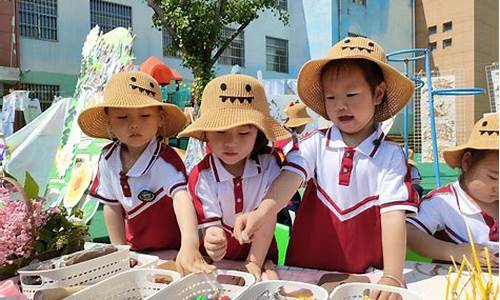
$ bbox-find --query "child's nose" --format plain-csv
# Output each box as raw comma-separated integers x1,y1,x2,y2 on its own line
223,134,237,147
129,120,140,130
336,100,348,111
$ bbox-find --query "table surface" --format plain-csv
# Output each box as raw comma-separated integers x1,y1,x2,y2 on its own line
3,244,495,300
147,249,499,299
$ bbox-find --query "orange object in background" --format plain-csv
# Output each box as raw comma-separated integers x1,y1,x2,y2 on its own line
140,56,183,85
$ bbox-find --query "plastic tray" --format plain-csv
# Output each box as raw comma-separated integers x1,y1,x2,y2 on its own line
330,283,422,300
236,280,329,300
18,245,130,299
147,269,255,300
66,268,180,299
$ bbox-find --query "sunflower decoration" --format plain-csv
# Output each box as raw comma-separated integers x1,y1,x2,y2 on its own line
63,160,92,209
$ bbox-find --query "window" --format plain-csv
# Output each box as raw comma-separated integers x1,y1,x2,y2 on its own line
19,0,58,41
277,0,287,11
352,0,366,5
90,0,132,33
266,37,288,73
162,28,179,57
443,21,452,32
219,27,245,67
348,32,366,38
443,38,452,49
428,41,437,51
19,83,59,111
428,25,437,35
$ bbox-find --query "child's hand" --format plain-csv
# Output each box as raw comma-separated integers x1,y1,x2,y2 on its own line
369,276,404,300
262,260,279,281
175,246,216,276
452,244,499,267
233,208,266,245
245,260,263,282
204,226,227,262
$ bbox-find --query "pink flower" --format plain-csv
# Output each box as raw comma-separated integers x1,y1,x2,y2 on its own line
0,194,52,265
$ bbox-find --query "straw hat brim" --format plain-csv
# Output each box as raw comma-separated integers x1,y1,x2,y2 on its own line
177,108,290,142
297,55,415,122
284,117,313,128
443,144,498,169
78,94,187,139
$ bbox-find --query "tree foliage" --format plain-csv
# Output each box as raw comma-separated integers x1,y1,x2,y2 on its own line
147,0,288,105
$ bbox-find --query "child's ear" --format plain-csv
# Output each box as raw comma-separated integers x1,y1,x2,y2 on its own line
159,110,167,123
461,151,472,173
374,81,387,105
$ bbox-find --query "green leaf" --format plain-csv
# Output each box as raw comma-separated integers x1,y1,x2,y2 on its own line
33,240,46,253
24,172,39,199
38,228,55,243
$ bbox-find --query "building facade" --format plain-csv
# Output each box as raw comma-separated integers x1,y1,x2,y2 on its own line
415,0,499,143
2,0,414,112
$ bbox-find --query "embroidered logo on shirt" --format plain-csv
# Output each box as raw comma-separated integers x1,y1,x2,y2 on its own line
138,190,156,202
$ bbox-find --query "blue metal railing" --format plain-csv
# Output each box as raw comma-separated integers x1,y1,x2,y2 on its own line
387,49,485,187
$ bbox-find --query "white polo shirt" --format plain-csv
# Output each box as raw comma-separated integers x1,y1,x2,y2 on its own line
189,149,281,231
407,181,499,253
89,137,187,250
284,124,418,217
282,124,419,273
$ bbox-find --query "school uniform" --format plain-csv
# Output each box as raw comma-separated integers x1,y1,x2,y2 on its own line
89,137,187,251
282,124,418,273
406,181,499,253
189,149,281,261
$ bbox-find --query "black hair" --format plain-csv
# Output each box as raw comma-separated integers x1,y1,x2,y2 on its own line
250,130,269,161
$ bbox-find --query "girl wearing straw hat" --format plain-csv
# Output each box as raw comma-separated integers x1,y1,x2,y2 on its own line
79,71,214,275
234,37,418,297
407,113,499,266
274,100,313,155
178,74,290,281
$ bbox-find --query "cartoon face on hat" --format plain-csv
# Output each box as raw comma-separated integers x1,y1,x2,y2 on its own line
478,116,499,136
218,81,255,104
443,113,499,168
340,38,378,55
104,72,162,102
177,74,290,142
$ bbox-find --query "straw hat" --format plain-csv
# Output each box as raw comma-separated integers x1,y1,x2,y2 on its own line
443,113,499,168
283,101,313,128
178,74,290,142
297,37,415,122
78,71,187,139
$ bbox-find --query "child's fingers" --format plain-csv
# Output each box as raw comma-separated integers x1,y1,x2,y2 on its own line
245,261,262,282
490,254,499,266
175,260,186,276
388,292,402,300
368,288,381,299
204,239,227,251
200,262,216,273
192,259,216,274
233,215,246,244
205,232,226,244
210,250,225,262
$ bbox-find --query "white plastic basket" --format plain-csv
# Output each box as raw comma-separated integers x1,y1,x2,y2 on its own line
65,268,181,299
131,252,159,269
147,269,255,300
18,245,130,299
236,280,329,300
330,283,422,300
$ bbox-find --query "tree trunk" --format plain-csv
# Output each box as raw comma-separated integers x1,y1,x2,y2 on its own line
192,66,215,117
